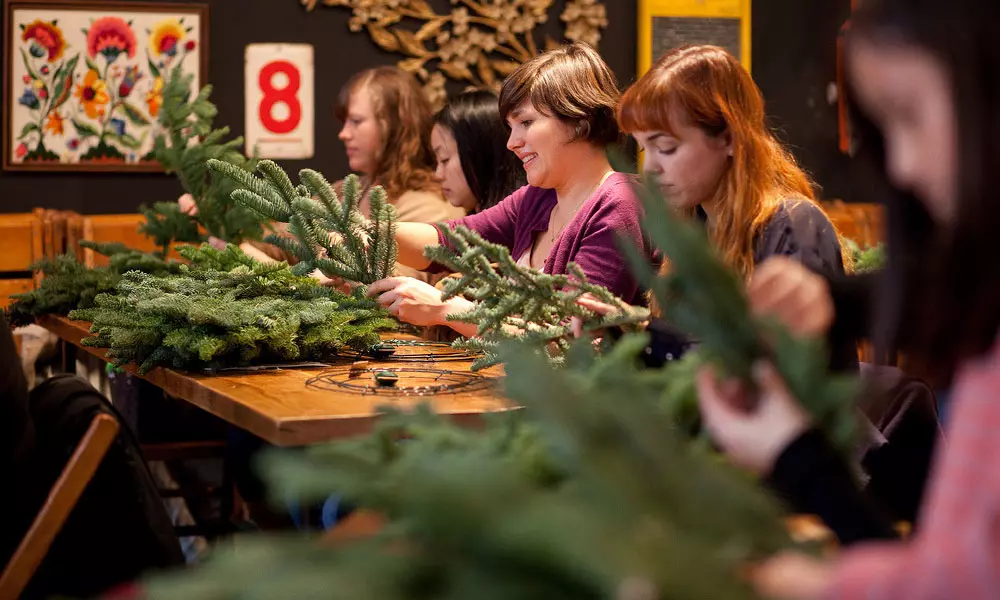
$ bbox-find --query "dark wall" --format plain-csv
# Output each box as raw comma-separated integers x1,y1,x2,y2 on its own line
0,0,858,214
752,0,857,202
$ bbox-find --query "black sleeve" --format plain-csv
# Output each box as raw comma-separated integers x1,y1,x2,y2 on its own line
755,202,859,372
765,428,899,545
0,313,33,474
640,318,694,368
826,272,877,343
0,313,35,563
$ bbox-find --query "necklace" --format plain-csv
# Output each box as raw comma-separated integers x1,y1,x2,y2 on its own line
546,170,614,244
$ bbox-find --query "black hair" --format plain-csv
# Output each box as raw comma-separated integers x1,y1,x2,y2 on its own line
434,89,525,211
847,0,1000,385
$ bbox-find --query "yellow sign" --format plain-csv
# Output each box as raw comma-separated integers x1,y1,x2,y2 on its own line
637,0,752,76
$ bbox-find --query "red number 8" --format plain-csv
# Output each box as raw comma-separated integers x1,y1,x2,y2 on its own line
258,60,301,134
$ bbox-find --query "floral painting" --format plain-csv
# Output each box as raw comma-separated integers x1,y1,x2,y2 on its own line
4,2,206,171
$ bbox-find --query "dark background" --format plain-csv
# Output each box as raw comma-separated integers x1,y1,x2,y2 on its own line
0,0,860,214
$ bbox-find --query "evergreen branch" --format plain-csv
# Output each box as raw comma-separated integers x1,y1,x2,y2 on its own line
141,335,803,600
625,180,861,453
6,246,181,327
70,253,396,373
423,225,648,370
140,66,266,249
209,161,398,285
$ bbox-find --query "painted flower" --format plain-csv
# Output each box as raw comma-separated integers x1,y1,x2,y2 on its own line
119,64,142,97
148,18,185,57
184,40,196,52
74,69,110,119
18,88,39,109
40,65,50,75
145,76,163,117
22,74,31,84
44,111,65,135
67,138,80,151
86,16,137,61
21,19,66,62
109,118,126,136
15,143,28,159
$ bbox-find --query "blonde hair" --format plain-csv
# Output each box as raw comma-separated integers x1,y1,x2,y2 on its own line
336,66,439,199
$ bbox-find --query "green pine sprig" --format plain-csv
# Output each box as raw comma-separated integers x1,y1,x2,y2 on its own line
69,243,396,373
5,241,181,327
425,225,649,370
621,180,861,453
139,66,266,256
207,159,398,286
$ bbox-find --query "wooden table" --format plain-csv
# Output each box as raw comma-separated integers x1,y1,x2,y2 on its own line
39,316,511,446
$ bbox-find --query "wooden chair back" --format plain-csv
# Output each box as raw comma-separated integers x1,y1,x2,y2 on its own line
0,212,44,310
75,214,159,268
0,413,119,599
821,200,886,248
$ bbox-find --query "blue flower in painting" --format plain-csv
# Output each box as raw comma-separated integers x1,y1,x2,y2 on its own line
29,42,45,58
67,138,79,151
109,118,126,136
18,88,40,110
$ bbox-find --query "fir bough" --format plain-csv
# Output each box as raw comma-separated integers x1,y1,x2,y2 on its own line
207,159,398,285
139,66,266,256
6,241,181,327
69,244,396,373
844,239,886,273
621,181,861,453
141,337,802,600
425,225,650,370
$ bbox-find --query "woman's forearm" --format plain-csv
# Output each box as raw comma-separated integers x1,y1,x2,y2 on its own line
239,242,280,263
395,222,441,270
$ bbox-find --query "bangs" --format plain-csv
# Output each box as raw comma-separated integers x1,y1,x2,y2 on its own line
618,82,682,137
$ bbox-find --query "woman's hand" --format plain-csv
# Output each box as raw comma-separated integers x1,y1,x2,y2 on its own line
366,276,473,327
311,270,358,295
748,257,833,338
696,361,812,475
749,552,832,599
570,294,647,338
178,193,198,216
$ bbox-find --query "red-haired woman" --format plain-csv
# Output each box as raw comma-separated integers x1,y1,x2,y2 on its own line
582,45,856,373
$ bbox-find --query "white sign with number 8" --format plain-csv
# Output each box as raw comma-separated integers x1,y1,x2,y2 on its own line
244,43,314,159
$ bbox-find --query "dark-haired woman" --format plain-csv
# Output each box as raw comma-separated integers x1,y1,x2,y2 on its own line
431,89,525,214
698,0,1000,597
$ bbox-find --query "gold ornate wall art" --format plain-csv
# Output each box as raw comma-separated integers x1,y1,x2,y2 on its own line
301,0,608,109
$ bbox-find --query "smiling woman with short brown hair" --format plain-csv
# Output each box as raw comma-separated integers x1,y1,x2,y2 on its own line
364,42,654,337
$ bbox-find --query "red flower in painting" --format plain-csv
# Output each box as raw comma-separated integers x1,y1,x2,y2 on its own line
86,17,137,61
15,143,28,159
21,19,66,62
184,40,196,52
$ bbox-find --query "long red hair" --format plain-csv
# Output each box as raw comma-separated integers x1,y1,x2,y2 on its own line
619,45,834,279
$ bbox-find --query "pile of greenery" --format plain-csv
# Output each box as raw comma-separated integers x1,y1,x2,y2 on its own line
70,244,396,373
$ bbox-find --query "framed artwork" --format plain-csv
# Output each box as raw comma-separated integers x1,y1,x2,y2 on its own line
637,0,751,77
3,0,208,172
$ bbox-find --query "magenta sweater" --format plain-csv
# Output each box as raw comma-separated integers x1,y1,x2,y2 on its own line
431,172,651,304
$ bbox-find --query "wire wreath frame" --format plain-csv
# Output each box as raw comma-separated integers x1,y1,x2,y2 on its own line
306,366,497,396
349,339,483,362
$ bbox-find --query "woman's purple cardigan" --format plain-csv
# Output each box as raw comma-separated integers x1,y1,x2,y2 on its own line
430,172,652,305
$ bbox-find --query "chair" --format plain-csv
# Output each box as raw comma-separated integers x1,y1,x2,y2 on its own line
0,213,44,310
821,200,886,248
0,414,119,599
73,214,160,268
